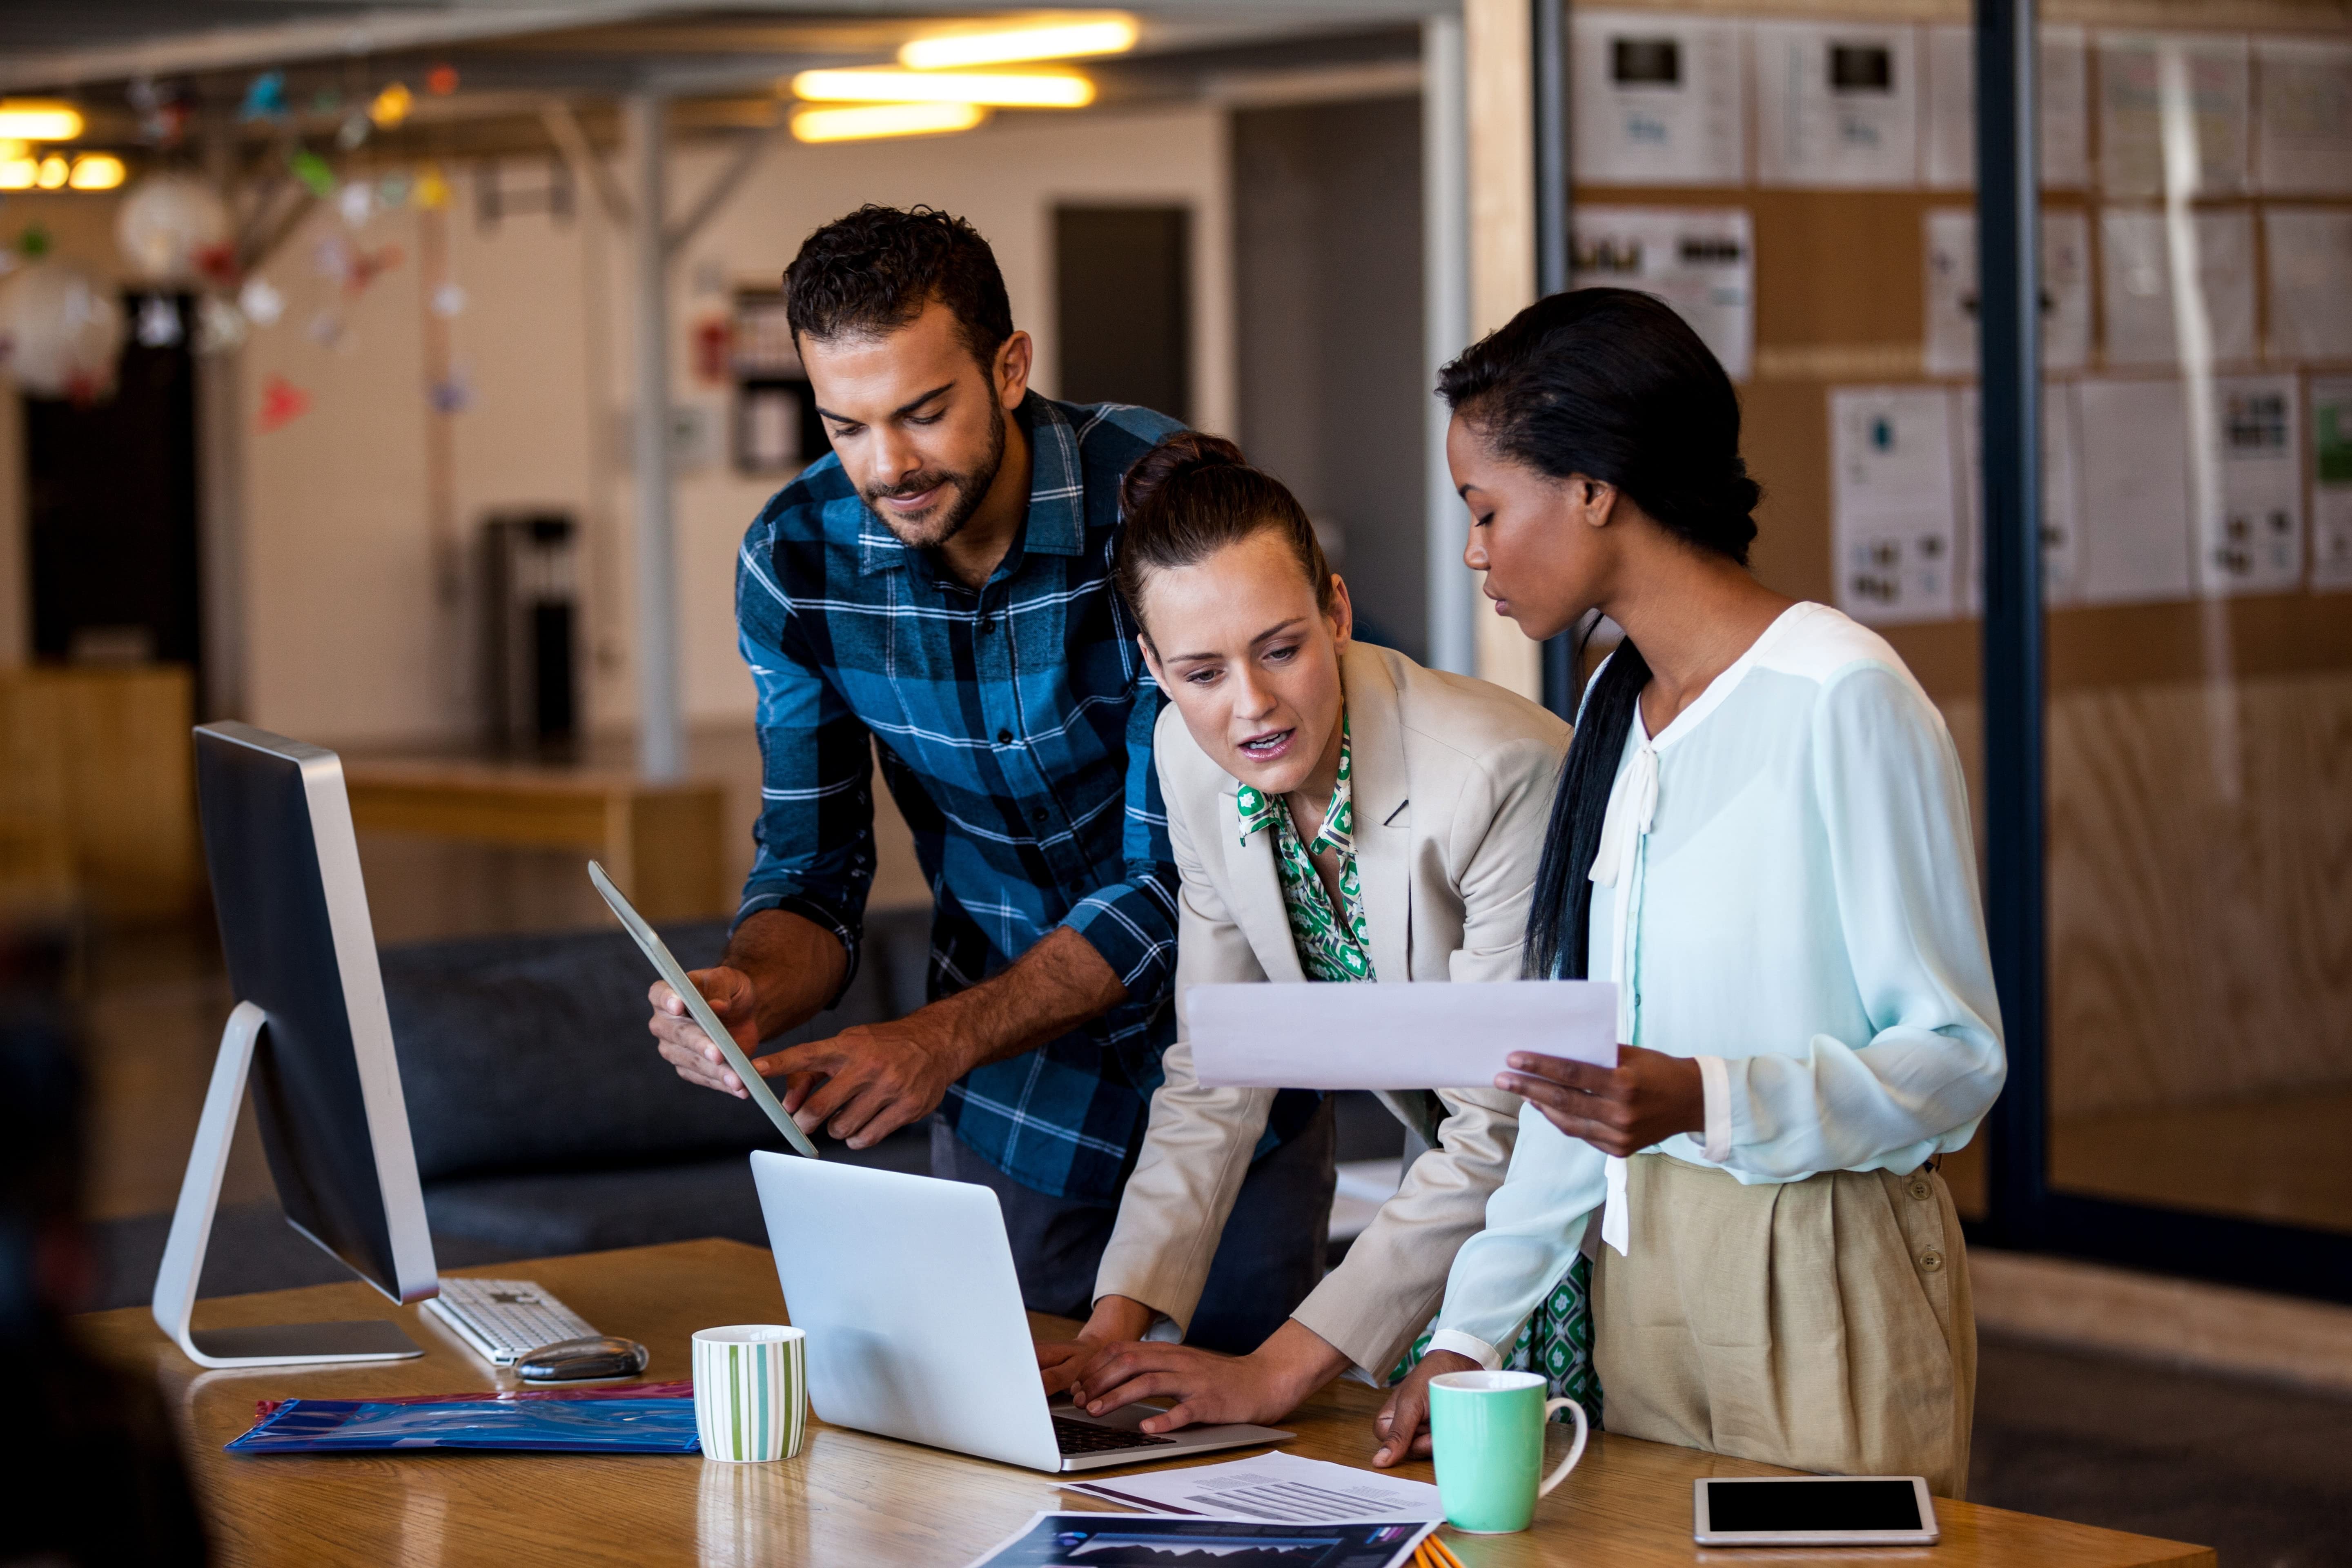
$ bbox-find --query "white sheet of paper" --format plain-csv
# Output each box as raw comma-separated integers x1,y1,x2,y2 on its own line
2195,374,2305,596
2312,377,2352,592
1753,20,1921,188
2098,207,2257,366
1831,385,1962,624
2263,207,2352,360
1956,382,2086,611
1922,24,2089,190
2099,33,2252,198
1571,205,1753,379
1185,982,1617,1091
2256,37,2352,195
2077,378,2194,604
1922,207,2090,375
1572,11,1746,185
1068,1451,1446,1525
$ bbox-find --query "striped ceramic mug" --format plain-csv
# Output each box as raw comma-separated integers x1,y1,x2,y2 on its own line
692,1325,808,1462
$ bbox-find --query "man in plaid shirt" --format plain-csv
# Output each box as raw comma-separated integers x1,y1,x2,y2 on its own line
647,206,1332,1344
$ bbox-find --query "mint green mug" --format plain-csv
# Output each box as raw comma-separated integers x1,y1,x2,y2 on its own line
1426,1370,1589,1534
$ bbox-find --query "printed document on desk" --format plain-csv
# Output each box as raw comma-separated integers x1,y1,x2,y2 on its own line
1067,1451,1446,1523
1186,981,1616,1091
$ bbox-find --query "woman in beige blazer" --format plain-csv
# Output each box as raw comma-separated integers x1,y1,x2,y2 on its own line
1037,433,1569,1436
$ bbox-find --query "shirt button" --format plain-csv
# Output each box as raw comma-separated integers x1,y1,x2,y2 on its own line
1907,1178,1934,1201
1918,1248,1944,1273
996,729,1013,745
1032,807,1049,823
978,619,995,635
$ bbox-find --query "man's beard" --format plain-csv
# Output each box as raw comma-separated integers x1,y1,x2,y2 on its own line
860,398,1007,553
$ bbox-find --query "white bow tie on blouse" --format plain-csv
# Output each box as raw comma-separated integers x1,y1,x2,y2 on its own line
1586,722,1658,1257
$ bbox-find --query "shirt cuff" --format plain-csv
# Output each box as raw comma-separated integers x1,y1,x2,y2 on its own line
1696,1054,1732,1163
1143,1314,1183,1345
1425,1329,1503,1371
1058,878,1177,1000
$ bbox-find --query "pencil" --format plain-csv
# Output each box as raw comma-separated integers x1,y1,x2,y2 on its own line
1430,1536,1470,1568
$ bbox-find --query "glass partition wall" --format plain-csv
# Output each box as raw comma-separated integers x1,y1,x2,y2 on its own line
1544,0,2352,1299
2014,19,2352,1296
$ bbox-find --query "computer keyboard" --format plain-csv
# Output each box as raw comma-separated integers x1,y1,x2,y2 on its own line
1054,1415,1177,1455
422,1277,599,1367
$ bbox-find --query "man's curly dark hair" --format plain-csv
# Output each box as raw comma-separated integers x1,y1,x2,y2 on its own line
783,204,1015,370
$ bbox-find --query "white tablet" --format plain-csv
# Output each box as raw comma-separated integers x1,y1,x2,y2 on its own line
1693,1476,1940,1547
588,860,820,1159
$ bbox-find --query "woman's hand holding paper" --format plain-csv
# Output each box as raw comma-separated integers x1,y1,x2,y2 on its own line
1497,1044,1705,1158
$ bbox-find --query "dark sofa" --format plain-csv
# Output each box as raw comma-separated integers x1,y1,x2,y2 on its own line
380,909,934,1256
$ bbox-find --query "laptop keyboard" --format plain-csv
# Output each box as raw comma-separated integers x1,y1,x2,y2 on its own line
1054,1415,1178,1455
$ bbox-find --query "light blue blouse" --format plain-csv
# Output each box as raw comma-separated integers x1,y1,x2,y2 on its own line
1428,602,2006,1365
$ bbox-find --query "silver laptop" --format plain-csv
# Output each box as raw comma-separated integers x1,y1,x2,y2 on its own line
750,1150,1292,1473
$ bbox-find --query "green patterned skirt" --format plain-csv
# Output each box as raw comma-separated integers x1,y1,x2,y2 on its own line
1388,1253,1600,1426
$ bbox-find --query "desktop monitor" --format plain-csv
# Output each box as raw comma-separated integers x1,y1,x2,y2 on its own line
154,723,436,1365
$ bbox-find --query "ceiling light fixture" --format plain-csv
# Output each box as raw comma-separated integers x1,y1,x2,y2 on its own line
0,159,35,191
789,102,987,143
68,153,126,190
0,101,85,142
790,69,1093,108
35,154,69,190
899,17,1138,70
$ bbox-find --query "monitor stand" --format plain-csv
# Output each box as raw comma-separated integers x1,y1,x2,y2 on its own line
151,1001,423,1368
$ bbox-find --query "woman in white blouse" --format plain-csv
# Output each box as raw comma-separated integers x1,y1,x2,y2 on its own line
1372,289,2005,1498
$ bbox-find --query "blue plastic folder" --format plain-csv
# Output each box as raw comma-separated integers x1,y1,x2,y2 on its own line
227,1396,702,1455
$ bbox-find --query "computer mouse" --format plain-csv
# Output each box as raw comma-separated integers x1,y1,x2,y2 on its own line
515,1336,651,1383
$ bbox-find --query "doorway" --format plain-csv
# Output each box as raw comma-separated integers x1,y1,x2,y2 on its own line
24,291,201,673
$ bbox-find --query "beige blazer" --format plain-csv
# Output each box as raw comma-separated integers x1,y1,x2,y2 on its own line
1093,641,1570,1379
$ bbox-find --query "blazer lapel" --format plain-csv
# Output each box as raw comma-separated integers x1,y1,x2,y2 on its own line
1341,644,1413,984
1218,788,1307,982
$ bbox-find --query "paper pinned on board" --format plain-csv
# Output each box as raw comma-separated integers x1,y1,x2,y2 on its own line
1571,11,1746,186
2263,207,2352,361
2098,207,2257,367
1753,20,1922,188
2255,37,2352,195
2098,33,2252,198
1067,1450,1446,1525
2077,378,2195,606
1922,207,2090,376
2311,377,2352,592
1185,982,1617,1092
1956,382,2087,611
1830,385,1963,626
1572,205,1754,379
1921,24,2089,190
2196,374,2305,597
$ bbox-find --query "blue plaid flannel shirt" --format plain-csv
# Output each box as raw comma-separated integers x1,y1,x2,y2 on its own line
735,393,1314,1202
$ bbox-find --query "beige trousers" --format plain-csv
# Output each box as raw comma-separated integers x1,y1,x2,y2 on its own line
1592,1154,1976,1499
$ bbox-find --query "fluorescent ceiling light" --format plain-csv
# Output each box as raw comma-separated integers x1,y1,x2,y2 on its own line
35,154,69,189
0,101,85,141
790,69,1093,108
900,18,1137,70
790,102,988,143
68,153,125,190
0,159,34,191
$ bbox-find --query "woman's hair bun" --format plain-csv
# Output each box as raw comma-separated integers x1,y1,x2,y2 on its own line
1119,430,1246,522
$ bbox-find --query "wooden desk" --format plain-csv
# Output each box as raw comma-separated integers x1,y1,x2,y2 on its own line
75,1239,2212,1568
341,761,727,922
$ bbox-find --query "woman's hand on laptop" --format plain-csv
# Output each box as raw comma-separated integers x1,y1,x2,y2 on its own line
1038,1296,1157,1396
1067,1320,1348,1435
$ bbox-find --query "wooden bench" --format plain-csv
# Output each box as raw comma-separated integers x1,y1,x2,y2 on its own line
341,761,729,923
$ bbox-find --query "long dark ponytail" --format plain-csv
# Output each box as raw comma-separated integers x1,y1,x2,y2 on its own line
1434,288,1761,980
